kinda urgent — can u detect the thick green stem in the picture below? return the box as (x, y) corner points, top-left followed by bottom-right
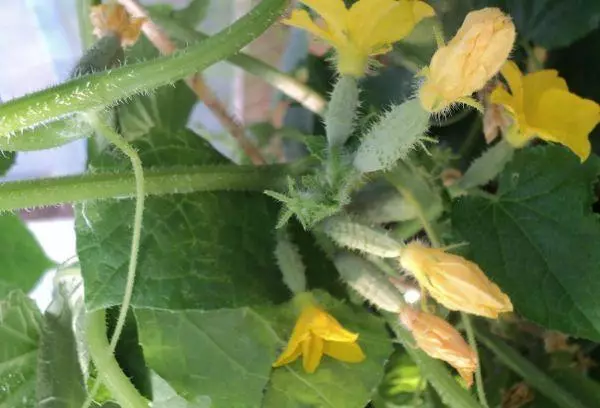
(387, 315), (481, 408)
(476, 327), (587, 408)
(83, 310), (148, 408)
(85, 114), (144, 356)
(0, 0), (286, 136)
(0, 162), (310, 212)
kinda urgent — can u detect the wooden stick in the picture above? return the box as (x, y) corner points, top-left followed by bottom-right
(117, 0), (266, 165)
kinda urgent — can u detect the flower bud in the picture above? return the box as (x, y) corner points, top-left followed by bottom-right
(419, 8), (515, 113)
(400, 307), (477, 387)
(90, 4), (145, 47)
(399, 241), (513, 318)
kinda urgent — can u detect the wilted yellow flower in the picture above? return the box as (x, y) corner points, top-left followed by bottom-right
(419, 7), (515, 113)
(273, 294), (365, 373)
(490, 61), (600, 161)
(400, 307), (477, 387)
(90, 4), (145, 47)
(400, 241), (513, 318)
(282, 0), (435, 77)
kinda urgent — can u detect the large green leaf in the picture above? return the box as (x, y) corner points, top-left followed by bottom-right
(151, 373), (210, 408)
(452, 146), (600, 340)
(77, 69), (287, 310)
(36, 281), (86, 408)
(433, 0), (600, 49)
(261, 291), (393, 408)
(136, 291), (392, 408)
(0, 214), (53, 299)
(136, 306), (279, 407)
(0, 291), (42, 408)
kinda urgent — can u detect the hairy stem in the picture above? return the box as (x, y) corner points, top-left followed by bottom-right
(82, 310), (148, 408)
(85, 113), (145, 354)
(0, 162), (311, 212)
(461, 314), (489, 408)
(119, 0), (266, 165)
(0, 0), (286, 136)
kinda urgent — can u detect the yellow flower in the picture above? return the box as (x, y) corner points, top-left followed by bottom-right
(419, 7), (515, 113)
(399, 241), (513, 318)
(490, 61), (600, 161)
(282, 0), (435, 77)
(273, 294), (365, 373)
(400, 307), (477, 387)
(90, 4), (145, 47)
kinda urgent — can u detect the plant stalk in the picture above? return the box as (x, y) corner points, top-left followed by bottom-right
(83, 310), (148, 408)
(0, 0), (287, 136)
(0, 162), (311, 212)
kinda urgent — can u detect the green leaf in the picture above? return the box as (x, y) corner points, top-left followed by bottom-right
(136, 307), (280, 407)
(452, 146), (600, 340)
(0, 291), (42, 408)
(76, 82), (287, 311)
(136, 291), (391, 408)
(36, 281), (86, 408)
(0, 152), (14, 175)
(262, 291), (393, 408)
(151, 373), (210, 408)
(433, 0), (600, 49)
(0, 214), (53, 299)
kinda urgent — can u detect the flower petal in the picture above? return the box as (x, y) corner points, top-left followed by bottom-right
(323, 340), (366, 363)
(311, 312), (359, 342)
(499, 61), (524, 103)
(348, 0), (433, 50)
(522, 69), (567, 119)
(272, 302), (318, 368)
(273, 341), (303, 367)
(532, 89), (600, 161)
(299, 0), (348, 38)
(282, 9), (337, 45)
(302, 336), (324, 373)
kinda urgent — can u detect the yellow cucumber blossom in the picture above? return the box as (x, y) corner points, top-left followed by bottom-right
(419, 7), (515, 113)
(490, 61), (600, 161)
(282, 0), (435, 77)
(399, 241), (513, 318)
(90, 4), (145, 47)
(400, 307), (477, 387)
(273, 293), (365, 373)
